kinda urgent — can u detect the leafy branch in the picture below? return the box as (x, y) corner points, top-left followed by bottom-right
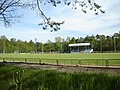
(36, 0), (105, 31)
(0, 0), (105, 31)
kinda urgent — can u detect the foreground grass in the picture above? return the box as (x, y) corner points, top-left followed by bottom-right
(0, 64), (120, 90)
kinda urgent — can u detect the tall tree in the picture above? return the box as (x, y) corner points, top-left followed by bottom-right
(55, 37), (62, 52)
(70, 37), (76, 44)
(0, 35), (7, 53)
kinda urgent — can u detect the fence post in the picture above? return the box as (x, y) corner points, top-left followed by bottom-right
(96, 59), (98, 66)
(39, 58), (41, 64)
(56, 59), (59, 65)
(78, 59), (81, 66)
(13, 58), (15, 62)
(64, 59), (65, 65)
(71, 59), (72, 65)
(25, 59), (27, 63)
(3, 58), (5, 62)
(105, 59), (109, 67)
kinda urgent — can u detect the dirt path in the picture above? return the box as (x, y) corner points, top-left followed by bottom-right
(1, 62), (120, 74)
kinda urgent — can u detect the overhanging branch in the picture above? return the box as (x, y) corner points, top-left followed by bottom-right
(37, 0), (65, 32)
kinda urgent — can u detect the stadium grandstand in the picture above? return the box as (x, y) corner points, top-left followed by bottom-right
(68, 43), (93, 53)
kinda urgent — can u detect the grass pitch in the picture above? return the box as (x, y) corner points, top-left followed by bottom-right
(0, 53), (120, 59)
(0, 53), (120, 66)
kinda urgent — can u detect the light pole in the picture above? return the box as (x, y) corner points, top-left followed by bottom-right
(100, 39), (102, 53)
(113, 37), (118, 52)
(96, 38), (102, 52)
(42, 43), (44, 53)
(35, 38), (37, 53)
(62, 38), (64, 53)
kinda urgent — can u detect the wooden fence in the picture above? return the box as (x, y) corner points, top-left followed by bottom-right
(0, 57), (120, 68)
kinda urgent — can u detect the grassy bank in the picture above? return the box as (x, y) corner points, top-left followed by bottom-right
(0, 64), (120, 90)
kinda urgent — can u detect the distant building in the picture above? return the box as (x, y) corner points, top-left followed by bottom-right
(68, 43), (93, 53)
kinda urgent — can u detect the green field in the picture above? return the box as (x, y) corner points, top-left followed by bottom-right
(0, 53), (120, 59)
(0, 53), (120, 66)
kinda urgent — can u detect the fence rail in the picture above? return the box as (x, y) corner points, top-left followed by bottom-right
(0, 57), (120, 68)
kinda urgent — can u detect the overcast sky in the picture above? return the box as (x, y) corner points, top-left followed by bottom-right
(0, 0), (120, 43)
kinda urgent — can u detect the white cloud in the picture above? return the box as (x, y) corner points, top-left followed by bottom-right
(59, 0), (120, 35)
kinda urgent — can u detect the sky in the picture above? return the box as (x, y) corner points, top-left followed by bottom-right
(0, 0), (120, 43)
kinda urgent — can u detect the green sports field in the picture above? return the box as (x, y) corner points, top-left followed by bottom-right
(0, 53), (120, 66)
(0, 53), (120, 59)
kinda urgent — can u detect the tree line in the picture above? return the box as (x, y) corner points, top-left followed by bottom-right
(0, 32), (120, 53)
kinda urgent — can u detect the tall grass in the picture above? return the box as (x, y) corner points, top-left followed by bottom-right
(0, 64), (120, 90)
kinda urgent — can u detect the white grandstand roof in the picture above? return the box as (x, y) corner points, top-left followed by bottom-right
(68, 43), (90, 47)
